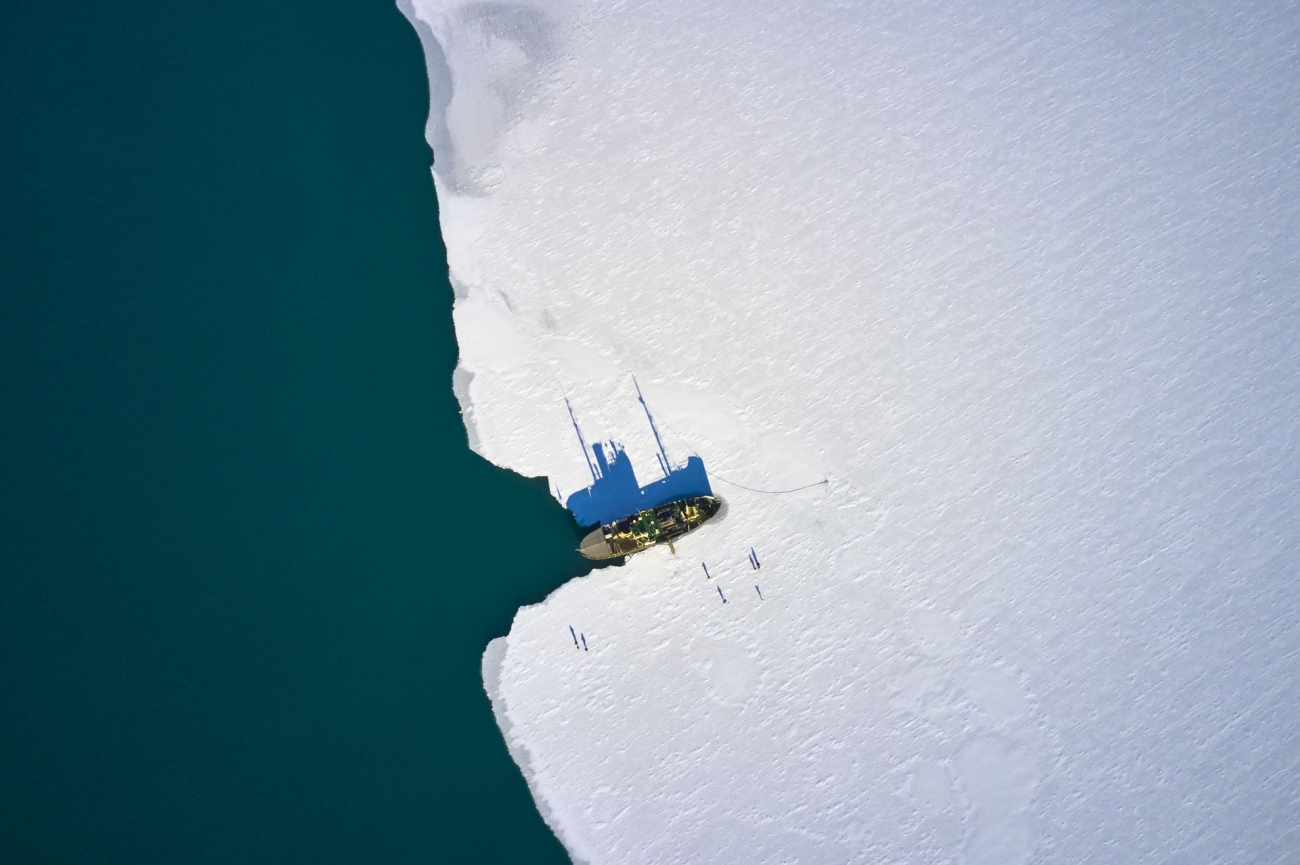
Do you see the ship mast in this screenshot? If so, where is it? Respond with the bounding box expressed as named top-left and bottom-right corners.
top-left (566, 398), bottom-right (599, 482)
top-left (634, 376), bottom-right (672, 478)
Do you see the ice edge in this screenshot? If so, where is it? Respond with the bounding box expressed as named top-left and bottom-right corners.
top-left (483, 638), bottom-right (590, 865)
top-left (397, 3), bottom-right (575, 857)
top-left (397, 0), bottom-right (486, 454)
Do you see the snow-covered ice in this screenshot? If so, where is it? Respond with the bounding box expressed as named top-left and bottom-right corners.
top-left (401, 0), bottom-right (1300, 861)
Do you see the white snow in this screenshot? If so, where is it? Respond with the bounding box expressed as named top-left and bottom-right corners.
top-left (402, 0), bottom-right (1300, 861)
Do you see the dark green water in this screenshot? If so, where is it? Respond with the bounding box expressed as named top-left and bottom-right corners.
top-left (1, 3), bottom-right (587, 862)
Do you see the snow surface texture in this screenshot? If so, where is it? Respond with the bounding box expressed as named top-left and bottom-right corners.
top-left (402, 1), bottom-right (1300, 861)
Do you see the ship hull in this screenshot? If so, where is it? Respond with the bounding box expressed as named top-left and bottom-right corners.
top-left (578, 495), bottom-right (722, 560)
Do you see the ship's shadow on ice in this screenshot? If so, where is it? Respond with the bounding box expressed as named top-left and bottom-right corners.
top-left (565, 444), bottom-right (713, 527)
top-left (563, 387), bottom-right (714, 527)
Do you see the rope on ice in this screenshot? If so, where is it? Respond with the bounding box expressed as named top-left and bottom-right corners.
top-left (636, 385), bottom-right (830, 496)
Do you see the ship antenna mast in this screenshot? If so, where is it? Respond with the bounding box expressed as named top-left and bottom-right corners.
top-left (634, 376), bottom-right (672, 477)
top-left (566, 398), bottom-right (600, 482)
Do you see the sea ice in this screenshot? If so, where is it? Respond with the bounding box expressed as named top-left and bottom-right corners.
top-left (402, 0), bottom-right (1300, 861)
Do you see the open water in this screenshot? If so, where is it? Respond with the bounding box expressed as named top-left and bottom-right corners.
top-left (1, 2), bottom-right (583, 862)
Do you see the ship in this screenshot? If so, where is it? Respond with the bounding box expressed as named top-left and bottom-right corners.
top-left (577, 495), bottom-right (722, 560)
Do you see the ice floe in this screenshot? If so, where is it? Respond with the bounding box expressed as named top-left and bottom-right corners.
top-left (403, 0), bottom-right (1300, 861)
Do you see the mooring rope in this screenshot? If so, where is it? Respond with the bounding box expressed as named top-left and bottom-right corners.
top-left (639, 393), bottom-right (830, 496)
top-left (554, 369), bottom-right (829, 496)
top-left (702, 472), bottom-right (830, 495)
